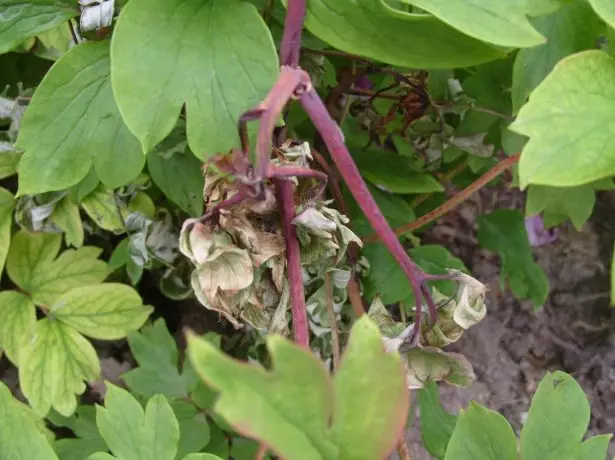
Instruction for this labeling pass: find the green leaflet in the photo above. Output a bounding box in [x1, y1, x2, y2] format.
[95, 384, 180, 460]
[400, 0, 546, 48]
[444, 403, 517, 460]
[0, 382, 58, 460]
[478, 210, 548, 308]
[52, 196, 85, 248]
[19, 319, 100, 416]
[0, 0, 78, 54]
[512, 50, 615, 187]
[511, 0, 603, 113]
[526, 184, 598, 230]
[295, 0, 504, 69]
[80, 186, 127, 233]
[51, 284, 153, 340]
[0, 149, 20, 179]
[521, 372, 611, 460]
[590, 0, 615, 28]
[0, 290, 36, 365]
[16, 41, 144, 195]
[187, 316, 408, 460]
[111, 0, 279, 156]
[0, 187, 15, 276]
[418, 383, 457, 460]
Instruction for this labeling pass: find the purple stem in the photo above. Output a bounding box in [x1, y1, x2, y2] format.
[280, 0, 306, 67]
[275, 178, 309, 348]
[299, 88, 426, 337]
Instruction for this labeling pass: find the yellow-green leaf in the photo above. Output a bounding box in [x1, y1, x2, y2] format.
[81, 186, 127, 233]
[20, 319, 100, 416]
[52, 283, 152, 340]
[7, 230, 62, 293]
[0, 290, 36, 365]
[0, 186, 15, 276]
[589, 0, 615, 29]
[52, 196, 84, 248]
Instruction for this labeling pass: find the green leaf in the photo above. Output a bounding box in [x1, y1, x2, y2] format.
[0, 149, 21, 179]
[176, 414, 210, 459]
[512, 50, 615, 187]
[68, 169, 100, 203]
[81, 186, 126, 233]
[0, 0, 78, 54]
[0, 186, 15, 276]
[182, 455, 223, 460]
[418, 382, 457, 460]
[590, 0, 615, 28]
[20, 319, 100, 416]
[122, 318, 190, 398]
[297, 0, 504, 69]
[520, 371, 592, 460]
[574, 435, 612, 460]
[477, 210, 548, 307]
[526, 184, 596, 230]
[111, 0, 279, 156]
[96, 384, 180, 460]
[0, 290, 36, 365]
[0, 382, 58, 460]
[401, 0, 545, 47]
[52, 196, 85, 248]
[444, 402, 517, 460]
[351, 149, 444, 194]
[330, 317, 408, 460]
[7, 230, 62, 293]
[51, 284, 152, 340]
[511, 1, 603, 113]
[30, 246, 109, 306]
[147, 150, 204, 217]
[16, 41, 144, 195]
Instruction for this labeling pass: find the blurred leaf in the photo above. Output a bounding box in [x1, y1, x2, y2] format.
[0, 0, 78, 54]
[16, 41, 144, 195]
[0, 149, 21, 179]
[181, 455, 223, 460]
[444, 403, 517, 460]
[418, 382, 457, 460]
[68, 169, 99, 203]
[176, 414, 210, 459]
[297, 0, 504, 69]
[111, 0, 279, 156]
[7, 230, 62, 293]
[574, 435, 612, 460]
[147, 149, 204, 217]
[51, 284, 152, 340]
[401, 0, 546, 47]
[511, 1, 603, 112]
[478, 210, 548, 307]
[590, 0, 615, 28]
[526, 184, 597, 230]
[20, 319, 100, 416]
[96, 384, 180, 460]
[0, 187, 15, 276]
[0, 290, 36, 365]
[52, 196, 85, 248]
[512, 51, 615, 188]
[0, 382, 58, 460]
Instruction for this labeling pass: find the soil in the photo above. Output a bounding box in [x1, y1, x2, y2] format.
[401, 187, 615, 459]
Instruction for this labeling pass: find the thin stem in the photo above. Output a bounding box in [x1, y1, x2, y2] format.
[325, 273, 341, 370]
[363, 154, 520, 242]
[280, 0, 307, 67]
[397, 437, 412, 460]
[346, 277, 365, 317]
[67, 19, 79, 45]
[275, 179, 309, 348]
[410, 160, 468, 208]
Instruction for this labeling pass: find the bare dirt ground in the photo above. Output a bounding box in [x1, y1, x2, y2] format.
[402, 188, 615, 459]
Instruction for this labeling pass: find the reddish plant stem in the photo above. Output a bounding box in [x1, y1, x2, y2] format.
[275, 179, 309, 348]
[397, 437, 412, 460]
[300, 89, 424, 330]
[363, 154, 520, 243]
[280, 0, 306, 67]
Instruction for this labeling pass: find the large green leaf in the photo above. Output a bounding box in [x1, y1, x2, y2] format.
[19, 319, 100, 416]
[147, 149, 204, 217]
[590, 0, 615, 28]
[418, 382, 457, 460]
[0, 186, 15, 276]
[0, 290, 36, 365]
[330, 318, 408, 460]
[6, 230, 62, 293]
[512, 50, 615, 187]
[477, 210, 548, 307]
[0, 0, 78, 54]
[0, 382, 58, 460]
[511, 1, 603, 112]
[111, 0, 279, 156]
[96, 384, 180, 460]
[297, 0, 504, 68]
[444, 403, 517, 460]
[188, 316, 407, 460]
[521, 371, 607, 460]
[51, 284, 152, 340]
[401, 0, 545, 47]
[526, 184, 597, 230]
[16, 41, 144, 195]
